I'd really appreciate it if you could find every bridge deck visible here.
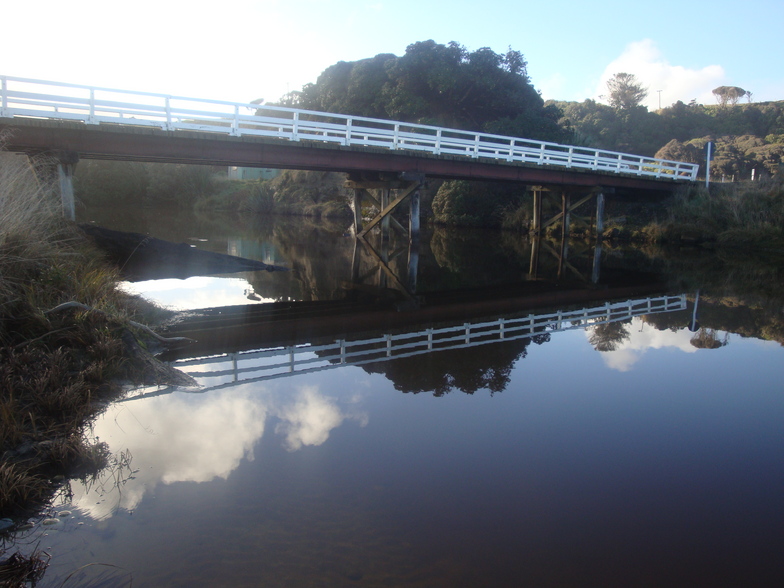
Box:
[1,76,698,190]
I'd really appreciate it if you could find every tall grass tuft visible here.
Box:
[0,143,176,526]
[665,177,784,246]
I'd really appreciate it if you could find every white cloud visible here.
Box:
[595,40,725,109]
[586,317,699,372]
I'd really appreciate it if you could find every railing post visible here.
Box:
[292,111,299,141]
[0,76,7,118]
[345,117,352,146]
[507,140,515,162]
[567,147,574,168]
[435,128,442,155]
[87,88,96,124]
[472,134,480,158]
[393,124,399,149]
[165,96,173,131]
[231,105,240,136]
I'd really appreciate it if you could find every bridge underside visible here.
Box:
[1,119,683,193]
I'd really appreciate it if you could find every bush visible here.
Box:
[432,180,523,227]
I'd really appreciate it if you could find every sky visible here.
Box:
[3,0,782,111]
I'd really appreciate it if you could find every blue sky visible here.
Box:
[3,0,782,110]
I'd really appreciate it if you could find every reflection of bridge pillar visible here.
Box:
[528,235,540,279]
[407,238,419,293]
[595,191,605,238]
[28,151,80,221]
[409,185,421,244]
[591,239,603,284]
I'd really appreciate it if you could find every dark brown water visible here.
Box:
[7,206,784,587]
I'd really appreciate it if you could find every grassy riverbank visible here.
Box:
[658,177,784,247]
[0,152,178,527]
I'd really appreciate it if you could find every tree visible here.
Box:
[275,40,565,142]
[712,86,749,107]
[605,73,648,110]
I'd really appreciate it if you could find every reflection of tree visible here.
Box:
[428,226,529,289]
[361,333,550,396]
[690,328,729,349]
[589,320,631,352]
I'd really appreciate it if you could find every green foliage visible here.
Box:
[283,40,567,142]
[431,180,523,227]
[663,177,784,246]
[559,96,784,166]
[75,161,220,207]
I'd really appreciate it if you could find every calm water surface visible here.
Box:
[11,207,784,586]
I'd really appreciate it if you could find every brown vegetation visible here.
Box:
[0,150,186,531]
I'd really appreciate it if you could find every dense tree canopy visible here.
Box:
[278,40,566,142]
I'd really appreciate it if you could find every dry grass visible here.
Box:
[0,144,176,523]
[663,176,784,246]
[0,547,50,587]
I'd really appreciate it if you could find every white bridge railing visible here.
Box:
[141,294,686,396]
[1,75,698,181]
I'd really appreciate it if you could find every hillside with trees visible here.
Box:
[552,73,784,180]
[73,42,783,230]
[275,40,568,143]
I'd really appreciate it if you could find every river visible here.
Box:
[8,205,784,587]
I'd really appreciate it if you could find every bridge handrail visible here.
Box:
[1,75,699,181]
[155,294,687,394]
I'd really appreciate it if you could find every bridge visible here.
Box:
[124,293,687,400]
[1,75,698,234]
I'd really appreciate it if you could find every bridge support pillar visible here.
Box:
[346,172,426,243]
[28,151,80,221]
[531,186,610,240]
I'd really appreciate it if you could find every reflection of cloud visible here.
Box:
[587,318,697,372]
[72,389,267,519]
[120,276,274,310]
[275,386,367,451]
[595,40,725,109]
[71,383,366,520]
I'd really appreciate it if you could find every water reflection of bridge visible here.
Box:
[129,294,686,400]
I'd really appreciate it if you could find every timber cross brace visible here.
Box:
[528,185,612,239]
[345,171,425,243]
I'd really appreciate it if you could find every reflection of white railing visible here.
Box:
[171,295,687,392]
[0,75,698,181]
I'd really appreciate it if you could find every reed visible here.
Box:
[664,177,784,246]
